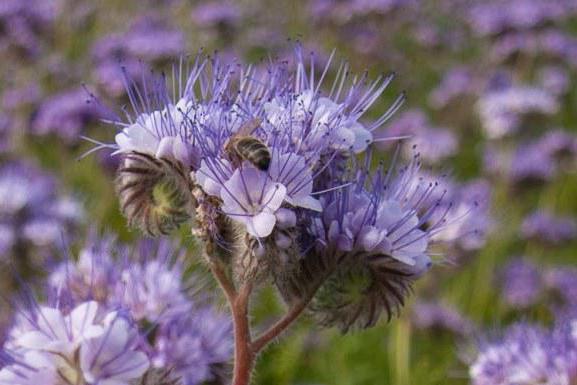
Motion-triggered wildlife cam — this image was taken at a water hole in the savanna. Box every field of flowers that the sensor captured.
[1,0,577,384]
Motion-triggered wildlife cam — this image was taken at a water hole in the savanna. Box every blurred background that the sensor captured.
[0,0,576,384]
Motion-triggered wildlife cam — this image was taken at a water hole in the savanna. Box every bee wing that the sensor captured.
[237,118,262,135]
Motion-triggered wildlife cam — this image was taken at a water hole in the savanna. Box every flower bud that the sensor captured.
[310,255,416,333]
[116,151,196,236]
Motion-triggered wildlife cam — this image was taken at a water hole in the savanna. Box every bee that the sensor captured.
[224,118,271,171]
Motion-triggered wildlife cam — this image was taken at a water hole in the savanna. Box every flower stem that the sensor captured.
[251,300,308,353]
[232,283,254,385]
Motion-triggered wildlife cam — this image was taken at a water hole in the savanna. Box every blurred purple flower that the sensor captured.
[544,267,577,308]
[520,210,577,244]
[381,109,458,163]
[0,161,83,258]
[0,0,62,57]
[152,307,233,385]
[30,88,109,143]
[476,85,558,139]
[191,1,242,28]
[469,321,577,385]
[538,66,570,96]
[432,179,493,253]
[499,257,543,309]
[46,235,233,384]
[412,301,475,336]
[429,67,476,109]
[467,0,574,37]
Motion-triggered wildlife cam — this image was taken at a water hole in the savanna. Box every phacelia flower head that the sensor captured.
[0,161,84,263]
[99,48,404,245]
[469,319,577,385]
[290,152,456,332]
[499,257,544,309]
[1,301,149,385]
[476,85,559,139]
[45,234,233,385]
[520,210,577,245]
[411,301,475,337]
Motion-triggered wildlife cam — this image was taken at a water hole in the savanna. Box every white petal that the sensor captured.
[248,212,276,237]
[292,195,323,212]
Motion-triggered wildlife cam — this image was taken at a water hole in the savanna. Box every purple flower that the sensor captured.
[44,235,233,383]
[432,179,493,253]
[30,89,109,143]
[476,85,559,139]
[411,302,474,336]
[1,302,149,385]
[220,166,287,237]
[380,109,458,163]
[152,307,233,385]
[467,0,572,37]
[469,320,577,385]
[429,67,476,109]
[499,257,543,309]
[191,1,242,28]
[102,49,403,239]
[520,210,577,244]
[0,161,83,259]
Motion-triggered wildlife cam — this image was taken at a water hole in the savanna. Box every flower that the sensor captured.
[411,301,475,336]
[0,161,83,262]
[520,210,577,244]
[476,85,558,139]
[499,257,543,309]
[99,48,403,240]
[1,302,149,385]
[220,166,287,237]
[44,235,233,384]
[469,320,577,385]
[30,89,109,143]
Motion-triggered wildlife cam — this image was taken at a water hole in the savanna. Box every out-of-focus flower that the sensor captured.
[152,307,232,385]
[381,109,458,163]
[0,0,62,57]
[429,67,477,109]
[466,0,575,37]
[520,210,577,245]
[191,1,242,28]
[544,267,577,308]
[499,257,543,309]
[538,66,570,96]
[411,302,475,336]
[91,16,184,97]
[477,85,559,139]
[432,179,493,254]
[469,320,577,385]
[46,236,233,385]
[30,88,109,143]
[1,301,149,385]
[0,161,83,260]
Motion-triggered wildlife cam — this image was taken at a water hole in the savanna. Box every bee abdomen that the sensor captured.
[235,137,271,170]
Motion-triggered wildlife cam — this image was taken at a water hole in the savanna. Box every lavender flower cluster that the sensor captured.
[98,50,464,332]
[0,235,232,385]
[469,318,577,385]
[0,161,83,262]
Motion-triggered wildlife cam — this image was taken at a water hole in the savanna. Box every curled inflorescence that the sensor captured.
[91,48,463,333]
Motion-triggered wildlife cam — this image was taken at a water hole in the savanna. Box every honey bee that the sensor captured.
[224,118,271,171]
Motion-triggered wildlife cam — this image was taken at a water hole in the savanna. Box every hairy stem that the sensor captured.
[232,283,253,385]
[209,262,237,302]
[251,300,308,353]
